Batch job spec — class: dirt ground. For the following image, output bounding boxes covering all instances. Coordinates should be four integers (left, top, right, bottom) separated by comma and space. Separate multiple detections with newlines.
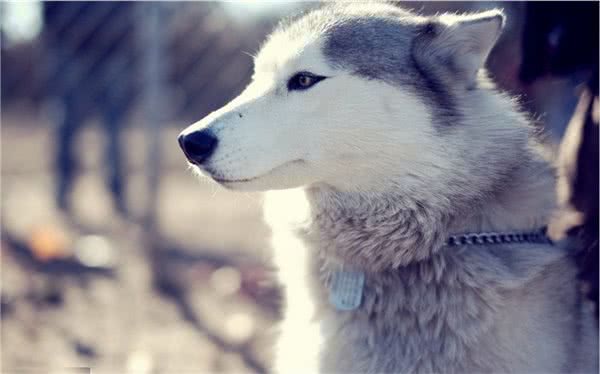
1, 109, 280, 374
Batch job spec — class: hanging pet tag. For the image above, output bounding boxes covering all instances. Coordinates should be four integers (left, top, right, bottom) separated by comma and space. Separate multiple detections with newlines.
329, 269, 365, 311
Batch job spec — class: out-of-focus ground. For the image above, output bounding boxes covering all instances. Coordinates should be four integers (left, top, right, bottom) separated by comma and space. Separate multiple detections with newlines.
1, 109, 278, 374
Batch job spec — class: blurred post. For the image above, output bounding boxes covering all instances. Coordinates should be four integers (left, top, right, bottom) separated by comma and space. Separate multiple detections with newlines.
137, 3, 170, 229
136, 3, 174, 317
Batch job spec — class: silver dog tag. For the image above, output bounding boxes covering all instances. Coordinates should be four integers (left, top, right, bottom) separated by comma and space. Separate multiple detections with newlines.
329, 269, 365, 311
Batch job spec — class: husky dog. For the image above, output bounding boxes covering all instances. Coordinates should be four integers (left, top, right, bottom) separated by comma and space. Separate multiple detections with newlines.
179, 3, 598, 373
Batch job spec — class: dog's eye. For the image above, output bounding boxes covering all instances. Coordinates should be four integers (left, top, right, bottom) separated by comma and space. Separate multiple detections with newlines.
287, 72, 326, 91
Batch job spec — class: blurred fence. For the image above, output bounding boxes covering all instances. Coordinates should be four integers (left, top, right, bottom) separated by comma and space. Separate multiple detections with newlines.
1, 1, 307, 223
1, 2, 296, 122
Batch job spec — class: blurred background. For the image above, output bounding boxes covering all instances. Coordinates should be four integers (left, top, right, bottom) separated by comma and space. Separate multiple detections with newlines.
1, 2, 597, 373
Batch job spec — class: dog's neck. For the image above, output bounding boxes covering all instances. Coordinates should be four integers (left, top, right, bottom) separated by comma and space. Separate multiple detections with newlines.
304, 186, 450, 271
302, 152, 555, 272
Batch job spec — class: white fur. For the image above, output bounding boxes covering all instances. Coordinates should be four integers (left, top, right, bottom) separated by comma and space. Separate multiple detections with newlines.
179, 33, 438, 194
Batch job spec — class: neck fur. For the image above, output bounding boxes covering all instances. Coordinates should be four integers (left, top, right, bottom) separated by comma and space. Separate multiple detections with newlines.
301, 148, 555, 272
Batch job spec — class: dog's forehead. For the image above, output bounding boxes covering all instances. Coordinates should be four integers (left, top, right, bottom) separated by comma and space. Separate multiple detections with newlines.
254, 26, 323, 75
256, 4, 424, 79
254, 8, 332, 75
323, 14, 423, 81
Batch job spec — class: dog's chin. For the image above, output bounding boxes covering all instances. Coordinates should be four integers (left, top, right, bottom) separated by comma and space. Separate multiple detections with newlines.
202, 159, 311, 191
213, 178, 277, 192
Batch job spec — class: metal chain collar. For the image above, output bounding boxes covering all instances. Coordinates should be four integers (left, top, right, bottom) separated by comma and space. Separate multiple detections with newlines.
446, 227, 552, 247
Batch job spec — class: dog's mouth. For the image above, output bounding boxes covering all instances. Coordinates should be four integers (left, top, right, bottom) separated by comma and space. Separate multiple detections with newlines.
207, 159, 306, 185
212, 175, 257, 184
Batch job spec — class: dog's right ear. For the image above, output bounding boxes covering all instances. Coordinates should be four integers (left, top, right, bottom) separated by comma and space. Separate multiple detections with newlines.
416, 10, 505, 88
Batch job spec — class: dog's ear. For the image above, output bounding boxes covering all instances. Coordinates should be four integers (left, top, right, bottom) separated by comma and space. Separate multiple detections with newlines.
420, 10, 505, 87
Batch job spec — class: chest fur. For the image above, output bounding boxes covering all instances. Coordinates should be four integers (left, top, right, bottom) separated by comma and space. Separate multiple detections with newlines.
305, 250, 499, 373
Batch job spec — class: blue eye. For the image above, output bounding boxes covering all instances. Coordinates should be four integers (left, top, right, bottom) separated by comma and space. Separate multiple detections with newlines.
287, 72, 326, 91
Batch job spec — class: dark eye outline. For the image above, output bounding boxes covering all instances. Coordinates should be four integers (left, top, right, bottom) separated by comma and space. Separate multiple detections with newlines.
287, 72, 327, 91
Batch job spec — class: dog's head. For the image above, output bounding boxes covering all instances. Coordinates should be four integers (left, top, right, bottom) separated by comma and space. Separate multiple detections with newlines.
179, 3, 508, 193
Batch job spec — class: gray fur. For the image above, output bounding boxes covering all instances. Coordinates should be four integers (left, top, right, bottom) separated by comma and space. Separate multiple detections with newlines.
323, 14, 462, 128
272, 158, 598, 373
264, 3, 598, 374
272, 4, 462, 128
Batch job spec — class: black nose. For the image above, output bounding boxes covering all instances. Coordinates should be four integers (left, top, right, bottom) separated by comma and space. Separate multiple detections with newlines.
178, 130, 218, 165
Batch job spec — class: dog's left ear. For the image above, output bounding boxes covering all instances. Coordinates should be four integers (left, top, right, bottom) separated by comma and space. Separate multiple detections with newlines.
421, 9, 505, 87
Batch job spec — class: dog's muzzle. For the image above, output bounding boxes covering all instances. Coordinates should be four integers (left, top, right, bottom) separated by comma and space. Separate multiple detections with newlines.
178, 129, 218, 165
